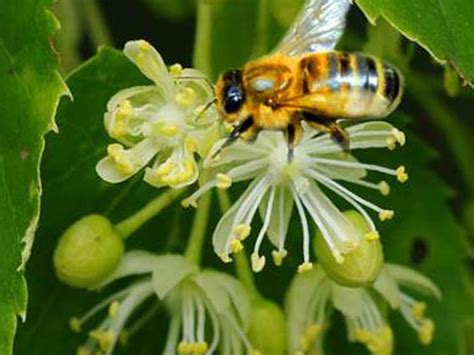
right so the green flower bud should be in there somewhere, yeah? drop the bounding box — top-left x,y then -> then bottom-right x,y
314,210 -> 384,288
247,299 -> 287,355
53,214 -> 124,288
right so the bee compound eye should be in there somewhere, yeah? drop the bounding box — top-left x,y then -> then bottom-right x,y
224,85 -> 244,113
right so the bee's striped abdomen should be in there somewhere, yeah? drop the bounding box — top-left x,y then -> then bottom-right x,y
301,51 -> 404,118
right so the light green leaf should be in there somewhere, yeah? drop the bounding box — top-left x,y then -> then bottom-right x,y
355,0 -> 474,85
152,254 -> 198,299
0,0 -> 67,353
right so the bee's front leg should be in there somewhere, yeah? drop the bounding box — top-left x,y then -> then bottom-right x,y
212,116 -> 255,159
286,123 -> 302,162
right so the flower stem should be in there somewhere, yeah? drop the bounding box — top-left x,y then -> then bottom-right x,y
216,190 -> 262,300
193,0 -> 213,78
184,191 -> 212,265
115,188 -> 186,240
250,0 -> 270,59
80,0 -> 113,48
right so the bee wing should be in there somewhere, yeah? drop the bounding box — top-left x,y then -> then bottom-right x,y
273,0 -> 352,56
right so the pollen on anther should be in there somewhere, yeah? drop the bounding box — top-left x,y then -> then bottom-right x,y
230,239 -> 244,253
379,210 -> 395,221
271,249 -> 287,266
378,181 -> 391,196
251,253 -> 266,272
297,262 -> 314,273
232,224 -> 251,240
364,231 -> 380,241
69,317 -> 82,333
216,173 -> 232,189
396,166 -> 409,183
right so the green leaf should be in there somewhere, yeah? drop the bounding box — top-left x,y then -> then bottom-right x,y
0,0 -> 67,353
355,0 -> 474,85
14,47 -> 186,354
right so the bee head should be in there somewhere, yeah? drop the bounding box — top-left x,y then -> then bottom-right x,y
216,69 -> 245,118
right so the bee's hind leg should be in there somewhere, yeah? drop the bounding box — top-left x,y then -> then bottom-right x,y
286,123 -> 302,162
303,112 -> 350,152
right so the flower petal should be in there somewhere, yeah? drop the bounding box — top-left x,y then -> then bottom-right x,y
373,267 -> 401,308
123,40 -> 175,100
151,254 -> 198,299
385,263 -> 442,300
96,138 -> 160,183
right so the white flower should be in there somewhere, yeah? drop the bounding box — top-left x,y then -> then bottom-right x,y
184,122 -> 407,271
70,251 -> 259,355
96,40 -> 220,189
285,263 -> 441,355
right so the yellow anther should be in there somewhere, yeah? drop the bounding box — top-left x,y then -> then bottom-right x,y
418,319 -> 434,345
76,346 -> 92,355
230,239 -> 244,253
354,326 -> 393,354
119,329 -> 129,347
365,230 -> 380,241
107,144 -> 135,174
386,135 -> 397,150
69,317 -> 82,333
219,253 -> 233,264
251,253 -> 266,272
169,63 -> 183,77
305,324 -> 323,342
181,197 -> 197,208
232,224 -> 251,240
412,302 -> 427,319
177,341 -> 192,354
391,128 -> 406,146
396,166 -> 409,183
157,161 -> 176,176
271,249 -> 287,266
332,250 -> 345,264
193,342 -> 208,354
161,124 -> 179,137
379,209 -> 395,221
184,136 -> 198,153
378,181 -> 391,196
176,87 -> 196,107
89,329 -> 114,352
137,39 -> 151,51
216,173 -> 232,189
108,301 -> 120,319
297,262 -> 314,273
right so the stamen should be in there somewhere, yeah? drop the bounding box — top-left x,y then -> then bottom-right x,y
291,186 -> 311,264
230,239 -> 244,253
309,157 -> 401,178
378,210 -> 395,221
69,317 -> 82,333
271,250 -> 287,266
232,224 -> 251,240
396,166 -> 409,183
216,173 -> 232,189
418,319 -> 434,345
298,262 -> 314,273
364,231 -> 380,241
169,63 -> 183,77
89,329 -> 114,352
252,187 -> 276,268
250,252 -> 266,272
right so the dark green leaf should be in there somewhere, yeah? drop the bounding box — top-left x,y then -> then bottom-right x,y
0,0 -> 67,353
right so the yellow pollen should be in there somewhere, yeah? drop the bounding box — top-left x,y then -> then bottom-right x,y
181,197 -> 196,208
107,144 -> 136,174
230,239 -> 244,253
161,124 -> 179,137
108,301 -> 120,319
378,181 -> 391,196
251,253 -> 266,272
418,319 -> 434,345
184,137 -> 197,152
219,253 -> 233,264
69,317 -> 82,333
137,39 -> 151,51
89,329 -> 114,352
298,262 -> 314,273
396,166 -> 409,183
177,341 -> 192,354
176,87 -> 196,107
271,250 -> 287,266
386,136 -> 397,150
379,210 -> 395,221
412,302 -> 427,319
117,100 -> 133,119
157,161 -> 176,176
391,128 -> 406,146
354,325 -> 393,354
332,250 -> 345,264
194,342 -> 208,354
216,173 -> 232,189
232,224 -> 251,240
365,230 -> 380,241
169,63 -> 183,77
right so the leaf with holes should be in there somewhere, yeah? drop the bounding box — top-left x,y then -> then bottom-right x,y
0,0 -> 68,353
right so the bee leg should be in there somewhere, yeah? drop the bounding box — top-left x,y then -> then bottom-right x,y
212,116 -> 254,158
328,123 -> 350,152
286,123 -> 302,162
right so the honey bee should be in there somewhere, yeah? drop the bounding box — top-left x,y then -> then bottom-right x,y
214,0 -> 404,158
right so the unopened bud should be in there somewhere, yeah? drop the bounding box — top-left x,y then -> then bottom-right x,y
53,215 -> 124,288
314,210 -> 384,287
247,299 -> 287,355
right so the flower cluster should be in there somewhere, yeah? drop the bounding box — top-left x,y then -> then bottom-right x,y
70,251 -> 258,355
96,40 -> 220,189
51,39 -> 443,355
286,263 -> 440,355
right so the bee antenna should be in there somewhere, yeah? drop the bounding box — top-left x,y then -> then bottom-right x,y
195,98 -> 217,121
